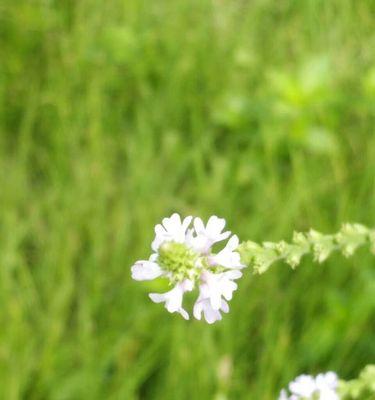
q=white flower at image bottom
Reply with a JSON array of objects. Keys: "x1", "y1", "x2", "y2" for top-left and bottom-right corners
[
  {"x1": 131, "y1": 213, "x2": 245, "y2": 323},
  {"x1": 279, "y1": 372, "x2": 340, "y2": 400}
]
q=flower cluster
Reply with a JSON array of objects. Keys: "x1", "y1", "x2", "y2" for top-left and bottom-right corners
[
  {"x1": 279, "y1": 372, "x2": 339, "y2": 400},
  {"x1": 131, "y1": 213, "x2": 244, "y2": 323}
]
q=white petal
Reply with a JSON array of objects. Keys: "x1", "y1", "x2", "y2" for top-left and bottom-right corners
[
  {"x1": 289, "y1": 375, "x2": 316, "y2": 397},
  {"x1": 163, "y1": 213, "x2": 181, "y2": 231},
  {"x1": 198, "y1": 282, "x2": 210, "y2": 298},
  {"x1": 203, "y1": 304, "x2": 222, "y2": 324},
  {"x1": 165, "y1": 287, "x2": 183, "y2": 312},
  {"x1": 198, "y1": 271, "x2": 239, "y2": 312},
  {"x1": 193, "y1": 300, "x2": 203, "y2": 320},
  {"x1": 210, "y1": 247, "x2": 244, "y2": 269},
  {"x1": 207, "y1": 216, "x2": 226, "y2": 234},
  {"x1": 192, "y1": 216, "x2": 231, "y2": 251},
  {"x1": 179, "y1": 308, "x2": 189, "y2": 320},
  {"x1": 181, "y1": 279, "x2": 194, "y2": 291},
  {"x1": 149, "y1": 253, "x2": 158, "y2": 262},
  {"x1": 193, "y1": 292, "x2": 227, "y2": 324},
  {"x1": 182, "y1": 216, "x2": 193, "y2": 231},
  {"x1": 318, "y1": 389, "x2": 339, "y2": 400},
  {"x1": 155, "y1": 224, "x2": 166, "y2": 236},
  {"x1": 149, "y1": 293, "x2": 166, "y2": 303},
  {"x1": 224, "y1": 270, "x2": 243, "y2": 280},
  {"x1": 193, "y1": 217, "x2": 205, "y2": 233},
  {"x1": 152, "y1": 213, "x2": 193, "y2": 250},
  {"x1": 278, "y1": 389, "x2": 289, "y2": 400},
  {"x1": 131, "y1": 261, "x2": 163, "y2": 281},
  {"x1": 315, "y1": 372, "x2": 338, "y2": 390},
  {"x1": 227, "y1": 235, "x2": 239, "y2": 250},
  {"x1": 149, "y1": 281, "x2": 192, "y2": 317},
  {"x1": 221, "y1": 280, "x2": 237, "y2": 301},
  {"x1": 189, "y1": 235, "x2": 205, "y2": 252},
  {"x1": 210, "y1": 287, "x2": 222, "y2": 310},
  {"x1": 151, "y1": 235, "x2": 164, "y2": 252},
  {"x1": 216, "y1": 231, "x2": 232, "y2": 242},
  {"x1": 221, "y1": 299, "x2": 229, "y2": 313}
]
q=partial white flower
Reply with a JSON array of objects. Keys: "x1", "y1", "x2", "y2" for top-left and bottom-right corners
[
  {"x1": 209, "y1": 235, "x2": 244, "y2": 269},
  {"x1": 199, "y1": 270, "x2": 242, "y2": 310},
  {"x1": 279, "y1": 371, "x2": 340, "y2": 400},
  {"x1": 278, "y1": 390, "x2": 289, "y2": 400},
  {"x1": 315, "y1": 372, "x2": 339, "y2": 400},
  {"x1": 289, "y1": 375, "x2": 317, "y2": 398},
  {"x1": 191, "y1": 215, "x2": 231, "y2": 253},
  {"x1": 152, "y1": 213, "x2": 192, "y2": 251},
  {"x1": 149, "y1": 279, "x2": 193, "y2": 320},
  {"x1": 131, "y1": 213, "x2": 245, "y2": 322},
  {"x1": 193, "y1": 294, "x2": 229, "y2": 324},
  {"x1": 315, "y1": 372, "x2": 339, "y2": 392}
]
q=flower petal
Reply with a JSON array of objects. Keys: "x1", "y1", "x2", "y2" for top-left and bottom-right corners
[
  {"x1": 193, "y1": 300, "x2": 203, "y2": 320},
  {"x1": 179, "y1": 308, "x2": 190, "y2": 320},
  {"x1": 131, "y1": 261, "x2": 163, "y2": 281},
  {"x1": 207, "y1": 216, "x2": 226, "y2": 234}
]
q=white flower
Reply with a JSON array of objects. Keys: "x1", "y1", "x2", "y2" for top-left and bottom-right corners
[
  {"x1": 279, "y1": 372, "x2": 340, "y2": 400},
  {"x1": 130, "y1": 213, "x2": 245, "y2": 322}
]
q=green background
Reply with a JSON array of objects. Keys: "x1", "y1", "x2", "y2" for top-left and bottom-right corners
[{"x1": 0, "y1": 1, "x2": 374, "y2": 399}]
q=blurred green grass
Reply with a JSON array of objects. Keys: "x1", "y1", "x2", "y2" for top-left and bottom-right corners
[{"x1": 0, "y1": 1, "x2": 375, "y2": 399}]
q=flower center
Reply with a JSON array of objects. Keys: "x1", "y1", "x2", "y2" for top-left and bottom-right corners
[{"x1": 158, "y1": 242, "x2": 199, "y2": 283}]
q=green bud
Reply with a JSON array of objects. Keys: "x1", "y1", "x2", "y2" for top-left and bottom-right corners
[{"x1": 238, "y1": 224, "x2": 375, "y2": 274}]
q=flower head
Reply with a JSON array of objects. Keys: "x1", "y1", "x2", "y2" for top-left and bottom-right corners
[
  {"x1": 279, "y1": 372, "x2": 339, "y2": 400},
  {"x1": 131, "y1": 213, "x2": 245, "y2": 323}
]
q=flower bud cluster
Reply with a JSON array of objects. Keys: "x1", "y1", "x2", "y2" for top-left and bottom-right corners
[{"x1": 238, "y1": 223, "x2": 375, "y2": 274}]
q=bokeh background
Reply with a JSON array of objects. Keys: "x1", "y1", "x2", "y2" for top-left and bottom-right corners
[{"x1": 1, "y1": 1, "x2": 375, "y2": 399}]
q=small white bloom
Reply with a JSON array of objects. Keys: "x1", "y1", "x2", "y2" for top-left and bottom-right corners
[
  {"x1": 193, "y1": 294, "x2": 229, "y2": 324},
  {"x1": 191, "y1": 215, "x2": 231, "y2": 253},
  {"x1": 209, "y1": 235, "x2": 244, "y2": 269},
  {"x1": 315, "y1": 372, "x2": 339, "y2": 391},
  {"x1": 289, "y1": 375, "x2": 317, "y2": 398},
  {"x1": 149, "y1": 279, "x2": 193, "y2": 320},
  {"x1": 279, "y1": 371, "x2": 340, "y2": 400},
  {"x1": 315, "y1": 372, "x2": 339, "y2": 400},
  {"x1": 152, "y1": 213, "x2": 192, "y2": 251},
  {"x1": 131, "y1": 213, "x2": 245, "y2": 322},
  {"x1": 199, "y1": 270, "x2": 242, "y2": 310}
]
